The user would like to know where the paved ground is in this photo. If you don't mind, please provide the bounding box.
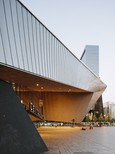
[38,126,115,154]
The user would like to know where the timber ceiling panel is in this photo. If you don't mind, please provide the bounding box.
[0,64,90,93]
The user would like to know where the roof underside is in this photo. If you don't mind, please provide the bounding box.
[0,64,89,93]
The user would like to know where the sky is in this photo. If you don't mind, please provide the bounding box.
[20,0,115,105]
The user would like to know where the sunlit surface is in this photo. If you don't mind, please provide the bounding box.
[38,126,115,154]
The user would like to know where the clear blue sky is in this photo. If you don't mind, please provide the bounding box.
[20,0,115,104]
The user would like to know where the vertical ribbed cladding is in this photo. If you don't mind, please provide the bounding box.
[0,0,106,92]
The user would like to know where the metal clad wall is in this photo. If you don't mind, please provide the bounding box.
[0,0,105,91]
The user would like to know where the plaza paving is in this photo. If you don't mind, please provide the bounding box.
[38,126,115,154]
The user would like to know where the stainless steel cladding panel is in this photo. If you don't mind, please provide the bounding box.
[0,0,106,92]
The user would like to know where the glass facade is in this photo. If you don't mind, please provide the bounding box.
[80,45,99,76]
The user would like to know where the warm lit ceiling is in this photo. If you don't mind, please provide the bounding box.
[0,64,90,93]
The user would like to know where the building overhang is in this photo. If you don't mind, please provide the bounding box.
[0,63,90,93]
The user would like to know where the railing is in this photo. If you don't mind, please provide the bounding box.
[22,102,44,120]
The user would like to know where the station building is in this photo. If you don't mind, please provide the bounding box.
[0,0,107,153]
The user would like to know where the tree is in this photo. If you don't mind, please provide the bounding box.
[110,118,115,123]
[85,114,90,122]
[93,114,98,122]
[105,113,111,122]
[98,113,104,122]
